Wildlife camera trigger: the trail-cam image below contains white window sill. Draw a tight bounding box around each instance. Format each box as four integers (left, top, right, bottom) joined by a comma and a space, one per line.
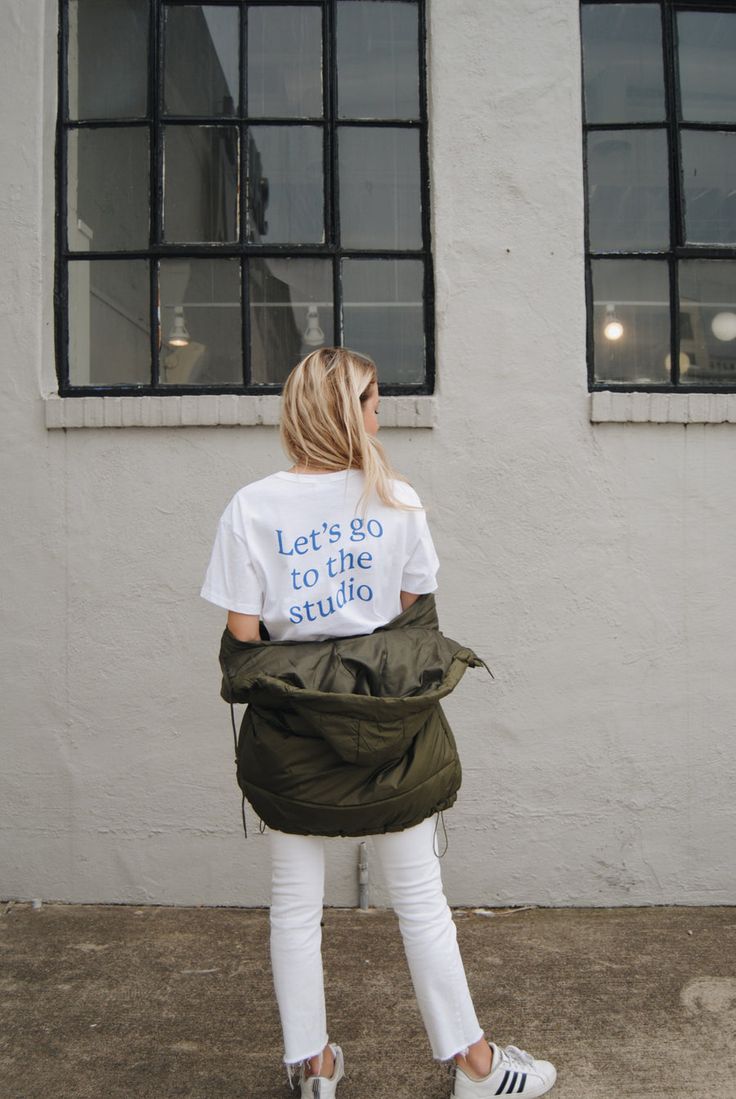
590, 391, 736, 424
44, 394, 437, 430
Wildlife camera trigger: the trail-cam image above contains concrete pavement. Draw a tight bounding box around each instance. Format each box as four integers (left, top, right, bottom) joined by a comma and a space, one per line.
1, 902, 735, 1099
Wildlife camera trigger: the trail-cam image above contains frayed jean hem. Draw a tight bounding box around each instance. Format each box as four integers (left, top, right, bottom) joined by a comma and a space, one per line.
284, 1039, 331, 1088
437, 1026, 486, 1063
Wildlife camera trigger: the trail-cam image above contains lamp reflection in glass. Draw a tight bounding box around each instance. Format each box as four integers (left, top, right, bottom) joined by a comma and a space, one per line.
302, 304, 325, 347
167, 304, 190, 348
711, 311, 736, 342
664, 351, 691, 374
603, 303, 624, 341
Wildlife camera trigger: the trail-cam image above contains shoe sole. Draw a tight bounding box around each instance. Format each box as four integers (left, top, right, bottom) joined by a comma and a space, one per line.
452, 1070, 556, 1098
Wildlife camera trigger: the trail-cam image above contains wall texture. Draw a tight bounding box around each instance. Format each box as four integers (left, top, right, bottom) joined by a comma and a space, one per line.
1, 0, 733, 907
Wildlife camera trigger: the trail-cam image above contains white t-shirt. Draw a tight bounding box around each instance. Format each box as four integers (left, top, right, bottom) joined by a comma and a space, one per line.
200, 469, 440, 642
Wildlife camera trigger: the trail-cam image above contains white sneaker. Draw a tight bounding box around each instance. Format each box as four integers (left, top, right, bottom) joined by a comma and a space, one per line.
451, 1040, 557, 1097
297, 1044, 345, 1098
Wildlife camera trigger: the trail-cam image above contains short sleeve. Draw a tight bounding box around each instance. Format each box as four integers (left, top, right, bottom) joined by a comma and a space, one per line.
401, 508, 440, 594
200, 517, 264, 615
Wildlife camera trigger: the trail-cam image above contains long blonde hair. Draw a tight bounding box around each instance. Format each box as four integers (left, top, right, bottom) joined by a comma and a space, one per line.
279, 347, 420, 514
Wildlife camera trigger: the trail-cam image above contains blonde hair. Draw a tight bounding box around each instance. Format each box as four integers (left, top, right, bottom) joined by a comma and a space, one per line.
279, 347, 420, 515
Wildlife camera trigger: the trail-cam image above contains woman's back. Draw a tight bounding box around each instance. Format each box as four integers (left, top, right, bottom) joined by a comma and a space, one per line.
200, 468, 440, 642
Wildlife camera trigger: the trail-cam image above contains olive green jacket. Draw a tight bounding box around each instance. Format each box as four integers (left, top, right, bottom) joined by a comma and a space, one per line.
218, 592, 493, 837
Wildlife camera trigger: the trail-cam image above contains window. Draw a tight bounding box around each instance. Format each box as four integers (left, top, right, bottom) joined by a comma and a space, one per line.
56, 0, 433, 396
581, 1, 736, 391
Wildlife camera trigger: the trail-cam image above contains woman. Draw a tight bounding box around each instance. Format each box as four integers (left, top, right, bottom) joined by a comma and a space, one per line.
200, 348, 557, 1098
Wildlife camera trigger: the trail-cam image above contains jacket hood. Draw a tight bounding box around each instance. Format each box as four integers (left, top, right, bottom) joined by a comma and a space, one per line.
218, 593, 492, 772
218, 592, 490, 712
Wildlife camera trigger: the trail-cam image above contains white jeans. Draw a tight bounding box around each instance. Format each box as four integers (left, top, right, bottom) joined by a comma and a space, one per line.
269, 816, 484, 1065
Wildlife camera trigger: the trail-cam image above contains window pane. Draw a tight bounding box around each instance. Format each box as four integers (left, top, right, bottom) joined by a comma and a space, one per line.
682, 131, 736, 245
163, 125, 239, 242
678, 12, 736, 124
68, 0, 149, 120
164, 5, 239, 117
586, 129, 669, 251
249, 258, 334, 384
159, 258, 241, 385
679, 260, 736, 386
339, 127, 421, 250
247, 6, 322, 118
581, 3, 664, 124
591, 259, 670, 384
342, 259, 424, 384
68, 127, 150, 251
337, 1, 419, 120
247, 127, 324, 244
68, 259, 150, 385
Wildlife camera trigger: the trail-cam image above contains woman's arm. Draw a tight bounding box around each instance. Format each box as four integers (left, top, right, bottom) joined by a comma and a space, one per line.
400, 590, 420, 612
226, 610, 261, 642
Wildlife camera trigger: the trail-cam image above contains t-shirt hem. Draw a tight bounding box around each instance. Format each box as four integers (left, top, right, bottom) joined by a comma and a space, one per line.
400, 579, 439, 595
200, 587, 262, 615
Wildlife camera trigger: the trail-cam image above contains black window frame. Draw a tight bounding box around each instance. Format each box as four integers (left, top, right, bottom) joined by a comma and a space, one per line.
582, 0, 736, 393
54, 0, 435, 397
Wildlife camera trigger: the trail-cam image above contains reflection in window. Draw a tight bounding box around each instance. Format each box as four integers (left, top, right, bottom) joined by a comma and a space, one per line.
586, 130, 669, 251
163, 125, 239, 243
337, 1, 420, 120
160, 258, 242, 385
247, 6, 323, 118
339, 127, 422, 250
681, 131, 736, 245
68, 127, 150, 251
250, 258, 334, 384
581, 4, 665, 124
164, 5, 240, 117
58, 1, 431, 393
68, 0, 149, 120
591, 260, 670, 385
679, 261, 736, 385
246, 127, 324, 244
68, 259, 150, 386
678, 11, 736, 124
582, 1, 736, 390
342, 259, 425, 384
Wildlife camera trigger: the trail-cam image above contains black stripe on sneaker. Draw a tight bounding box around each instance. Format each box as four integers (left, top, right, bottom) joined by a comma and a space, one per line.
508, 1071, 518, 1092
516, 1073, 527, 1093
495, 1070, 511, 1094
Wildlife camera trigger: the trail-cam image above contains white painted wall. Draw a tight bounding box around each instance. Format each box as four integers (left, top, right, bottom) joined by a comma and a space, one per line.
1, 0, 733, 908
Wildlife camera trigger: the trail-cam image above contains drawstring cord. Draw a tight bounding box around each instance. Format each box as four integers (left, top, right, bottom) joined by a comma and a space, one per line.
433, 809, 449, 858
223, 658, 251, 840
228, 695, 265, 838
228, 698, 248, 839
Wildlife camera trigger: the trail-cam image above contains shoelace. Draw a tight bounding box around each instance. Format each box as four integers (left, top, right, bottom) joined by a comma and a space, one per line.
499, 1044, 537, 1071
449, 1044, 535, 1085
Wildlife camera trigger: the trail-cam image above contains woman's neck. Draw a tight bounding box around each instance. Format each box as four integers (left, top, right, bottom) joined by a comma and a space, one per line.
289, 464, 352, 474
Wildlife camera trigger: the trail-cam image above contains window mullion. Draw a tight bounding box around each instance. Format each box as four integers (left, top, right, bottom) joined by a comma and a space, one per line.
662, 2, 683, 385
418, 0, 433, 388
57, 1, 70, 391
326, 0, 341, 343
151, 1, 164, 386
242, 2, 249, 385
